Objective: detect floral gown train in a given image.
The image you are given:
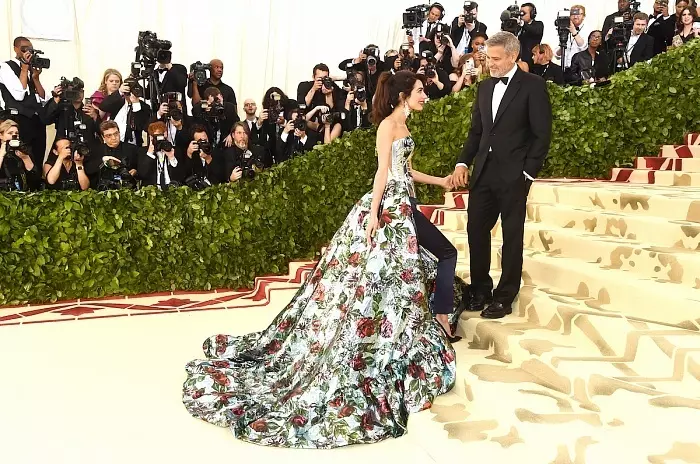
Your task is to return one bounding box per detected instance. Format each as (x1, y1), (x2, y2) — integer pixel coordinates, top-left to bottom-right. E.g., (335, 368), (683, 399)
(182, 136), (468, 448)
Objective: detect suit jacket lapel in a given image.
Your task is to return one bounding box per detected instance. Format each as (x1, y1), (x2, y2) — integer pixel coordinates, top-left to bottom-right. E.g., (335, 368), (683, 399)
(493, 68), (523, 128)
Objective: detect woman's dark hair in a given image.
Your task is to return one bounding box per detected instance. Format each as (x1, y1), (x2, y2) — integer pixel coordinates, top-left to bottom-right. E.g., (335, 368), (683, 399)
(51, 137), (71, 154)
(676, 6), (699, 33)
(588, 30), (603, 44)
(371, 71), (425, 126)
(262, 86), (289, 110)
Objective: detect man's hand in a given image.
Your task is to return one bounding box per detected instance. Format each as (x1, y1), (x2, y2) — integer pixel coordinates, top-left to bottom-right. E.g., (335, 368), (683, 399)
(230, 167), (243, 182)
(74, 151), (84, 165)
(165, 148), (176, 160)
(129, 169), (138, 177)
(52, 85), (62, 103)
(458, 15), (465, 27)
(20, 50), (32, 67)
(312, 78), (322, 92)
(453, 165), (469, 187)
(223, 134), (234, 147)
(157, 102), (169, 119)
(259, 109), (269, 125)
(119, 83), (131, 95)
(32, 67), (42, 80)
(186, 141), (199, 158)
(294, 129), (306, 139)
(83, 103), (98, 120)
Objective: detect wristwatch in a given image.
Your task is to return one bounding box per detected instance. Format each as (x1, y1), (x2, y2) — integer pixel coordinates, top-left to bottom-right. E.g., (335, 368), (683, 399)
(77, 166), (84, 171)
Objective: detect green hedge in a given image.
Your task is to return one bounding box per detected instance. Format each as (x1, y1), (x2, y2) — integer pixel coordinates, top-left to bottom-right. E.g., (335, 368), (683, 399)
(1, 42), (700, 305)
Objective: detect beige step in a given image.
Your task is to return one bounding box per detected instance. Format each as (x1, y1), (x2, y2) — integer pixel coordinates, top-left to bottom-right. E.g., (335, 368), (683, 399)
(611, 168), (700, 187)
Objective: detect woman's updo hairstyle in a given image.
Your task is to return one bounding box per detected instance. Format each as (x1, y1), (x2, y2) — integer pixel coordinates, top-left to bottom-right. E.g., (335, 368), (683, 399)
(371, 70), (425, 125)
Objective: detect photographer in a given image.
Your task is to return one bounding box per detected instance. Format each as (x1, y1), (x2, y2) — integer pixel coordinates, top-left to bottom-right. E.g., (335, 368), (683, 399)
(43, 138), (90, 191)
(188, 59), (237, 110)
(182, 124), (226, 188)
(517, 3), (545, 69)
(41, 78), (100, 152)
(603, 1), (635, 45)
(556, 5), (590, 71)
(351, 45), (388, 102)
(192, 87), (239, 147)
(342, 71), (371, 132)
(276, 107), (320, 163)
(392, 44), (420, 73)
(0, 119), (41, 191)
(297, 64), (345, 131)
(451, 1), (488, 54)
(153, 93), (191, 149)
(150, 58), (188, 115)
(432, 28), (460, 74)
(0, 37), (50, 168)
(224, 122), (265, 183)
(98, 79), (152, 146)
(417, 51), (450, 100)
(90, 69), (122, 122)
(138, 121), (183, 189)
(647, 0), (675, 56)
(257, 87), (296, 166)
(95, 121), (138, 190)
(419, 3), (448, 54)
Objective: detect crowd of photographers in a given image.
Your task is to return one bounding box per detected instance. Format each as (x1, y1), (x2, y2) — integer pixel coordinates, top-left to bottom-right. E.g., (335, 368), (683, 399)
(0, 0), (698, 194)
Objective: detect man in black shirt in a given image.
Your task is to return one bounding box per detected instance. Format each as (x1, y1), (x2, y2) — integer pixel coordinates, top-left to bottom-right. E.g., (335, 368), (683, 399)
(296, 63), (345, 133)
(189, 59), (237, 111)
(192, 87), (239, 147)
(517, 3), (544, 69)
(647, 0), (675, 56)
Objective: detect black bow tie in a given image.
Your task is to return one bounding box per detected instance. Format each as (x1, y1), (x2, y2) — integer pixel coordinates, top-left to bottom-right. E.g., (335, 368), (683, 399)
(494, 76), (509, 85)
(158, 68), (168, 75)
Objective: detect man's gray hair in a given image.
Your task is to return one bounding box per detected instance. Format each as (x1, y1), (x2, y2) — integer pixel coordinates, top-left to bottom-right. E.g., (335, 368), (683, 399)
(485, 31), (521, 56)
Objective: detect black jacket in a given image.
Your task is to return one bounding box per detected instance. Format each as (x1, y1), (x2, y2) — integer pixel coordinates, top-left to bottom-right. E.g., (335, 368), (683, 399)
(647, 14), (676, 56)
(568, 49), (611, 84)
(98, 92), (152, 146)
(628, 33), (655, 66)
(459, 69), (552, 186)
(223, 144), (266, 181)
(137, 148), (185, 187)
(191, 102), (240, 146)
(517, 21), (545, 68)
(449, 18), (488, 53)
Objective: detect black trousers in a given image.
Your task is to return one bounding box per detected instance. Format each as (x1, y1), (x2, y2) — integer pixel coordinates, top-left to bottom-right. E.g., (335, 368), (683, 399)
(410, 198), (458, 315)
(16, 114), (46, 168)
(467, 157), (531, 305)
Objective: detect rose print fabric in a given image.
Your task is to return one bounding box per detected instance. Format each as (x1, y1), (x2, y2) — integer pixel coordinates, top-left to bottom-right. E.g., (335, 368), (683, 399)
(182, 137), (463, 448)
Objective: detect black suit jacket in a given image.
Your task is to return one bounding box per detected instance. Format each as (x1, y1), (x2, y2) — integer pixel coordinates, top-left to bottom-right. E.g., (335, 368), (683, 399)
(150, 64), (189, 112)
(458, 69), (552, 187)
(98, 92), (152, 146)
(647, 15), (675, 56)
(629, 33), (655, 66)
(517, 21), (544, 67)
(137, 148), (185, 187)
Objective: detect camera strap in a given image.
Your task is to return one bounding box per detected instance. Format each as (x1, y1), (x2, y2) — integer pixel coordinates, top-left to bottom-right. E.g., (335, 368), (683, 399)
(157, 152), (167, 187)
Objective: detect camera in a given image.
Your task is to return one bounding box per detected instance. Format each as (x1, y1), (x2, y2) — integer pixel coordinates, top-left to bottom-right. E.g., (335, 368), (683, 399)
(164, 92), (183, 121)
(555, 9), (573, 45)
(195, 139), (212, 156)
(321, 112), (345, 126)
(20, 46), (50, 70)
(363, 46), (379, 66)
(57, 76), (84, 103)
(265, 92), (284, 126)
(153, 134), (173, 153)
(611, 16), (632, 46)
(399, 44), (414, 70)
(425, 64), (437, 79)
(98, 160), (137, 191)
(136, 31), (172, 66)
(240, 149), (262, 180)
(292, 111), (307, 132)
(190, 61), (212, 87)
(6, 134), (31, 159)
(463, 1), (478, 23)
(500, 4), (521, 34)
(321, 76), (334, 90)
(123, 76), (144, 98)
(403, 4), (429, 29)
(69, 122), (90, 159)
(201, 101), (225, 120)
(354, 86), (367, 103)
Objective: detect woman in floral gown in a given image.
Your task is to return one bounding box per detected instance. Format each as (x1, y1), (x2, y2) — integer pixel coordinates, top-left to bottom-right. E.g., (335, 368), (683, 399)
(182, 71), (465, 448)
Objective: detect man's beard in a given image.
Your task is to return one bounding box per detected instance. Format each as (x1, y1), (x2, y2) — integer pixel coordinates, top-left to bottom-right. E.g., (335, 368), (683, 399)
(235, 140), (248, 150)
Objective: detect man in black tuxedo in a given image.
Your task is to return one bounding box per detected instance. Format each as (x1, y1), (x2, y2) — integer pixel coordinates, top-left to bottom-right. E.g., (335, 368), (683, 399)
(627, 13), (656, 67)
(452, 31), (552, 319)
(646, 0), (675, 56)
(517, 3), (544, 69)
(450, 1), (488, 55)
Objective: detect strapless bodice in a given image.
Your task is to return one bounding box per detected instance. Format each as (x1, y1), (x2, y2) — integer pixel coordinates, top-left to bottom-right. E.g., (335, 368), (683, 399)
(387, 137), (415, 196)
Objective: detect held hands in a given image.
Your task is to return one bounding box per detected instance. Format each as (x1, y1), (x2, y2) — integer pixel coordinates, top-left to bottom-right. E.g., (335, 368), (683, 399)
(452, 165), (469, 188)
(440, 175), (454, 191)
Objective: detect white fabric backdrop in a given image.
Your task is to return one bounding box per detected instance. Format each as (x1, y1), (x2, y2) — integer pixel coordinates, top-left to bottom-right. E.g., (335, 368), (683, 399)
(1, 0), (656, 112)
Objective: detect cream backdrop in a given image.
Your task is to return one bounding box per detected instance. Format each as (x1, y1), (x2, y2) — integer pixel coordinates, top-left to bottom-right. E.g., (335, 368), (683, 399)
(1, 0), (656, 116)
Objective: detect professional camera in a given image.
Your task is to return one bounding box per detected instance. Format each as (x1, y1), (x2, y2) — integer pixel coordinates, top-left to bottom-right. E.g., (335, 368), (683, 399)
(200, 101), (225, 120)
(398, 44), (414, 70)
(265, 92), (285, 125)
(57, 76), (84, 103)
(363, 46), (380, 66)
(425, 64), (437, 79)
(6, 134), (31, 159)
(240, 149), (263, 180)
(123, 76), (144, 98)
(164, 92), (183, 121)
(321, 112), (345, 126)
(500, 4), (521, 34)
(0, 108), (19, 123)
(97, 159), (137, 191)
(403, 4), (429, 29)
(321, 76), (334, 90)
(184, 173), (212, 191)
(20, 46), (50, 70)
(463, 1), (478, 23)
(69, 122), (90, 159)
(354, 86), (367, 103)
(292, 111), (307, 132)
(136, 31), (172, 66)
(194, 139), (212, 156)
(190, 61), (211, 87)
(555, 9), (573, 45)
(153, 134), (173, 153)
(611, 16), (632, 45)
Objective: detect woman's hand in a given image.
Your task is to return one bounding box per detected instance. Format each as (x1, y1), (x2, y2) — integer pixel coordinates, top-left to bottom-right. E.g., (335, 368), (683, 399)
(365, 214), (379, 246)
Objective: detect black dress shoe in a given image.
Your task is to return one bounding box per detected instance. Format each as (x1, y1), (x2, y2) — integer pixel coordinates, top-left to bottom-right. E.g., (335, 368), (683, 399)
(480, 301), (512, 319)
(467, 293), (492, 312)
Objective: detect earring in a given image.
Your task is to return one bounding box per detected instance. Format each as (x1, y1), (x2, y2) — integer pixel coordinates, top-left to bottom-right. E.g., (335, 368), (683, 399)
(403, 101), (411, 118)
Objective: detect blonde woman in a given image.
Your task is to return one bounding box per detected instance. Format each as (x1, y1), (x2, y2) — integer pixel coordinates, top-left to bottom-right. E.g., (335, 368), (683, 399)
(91, 69), (123, 121)
(0, 119), (42, 191)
